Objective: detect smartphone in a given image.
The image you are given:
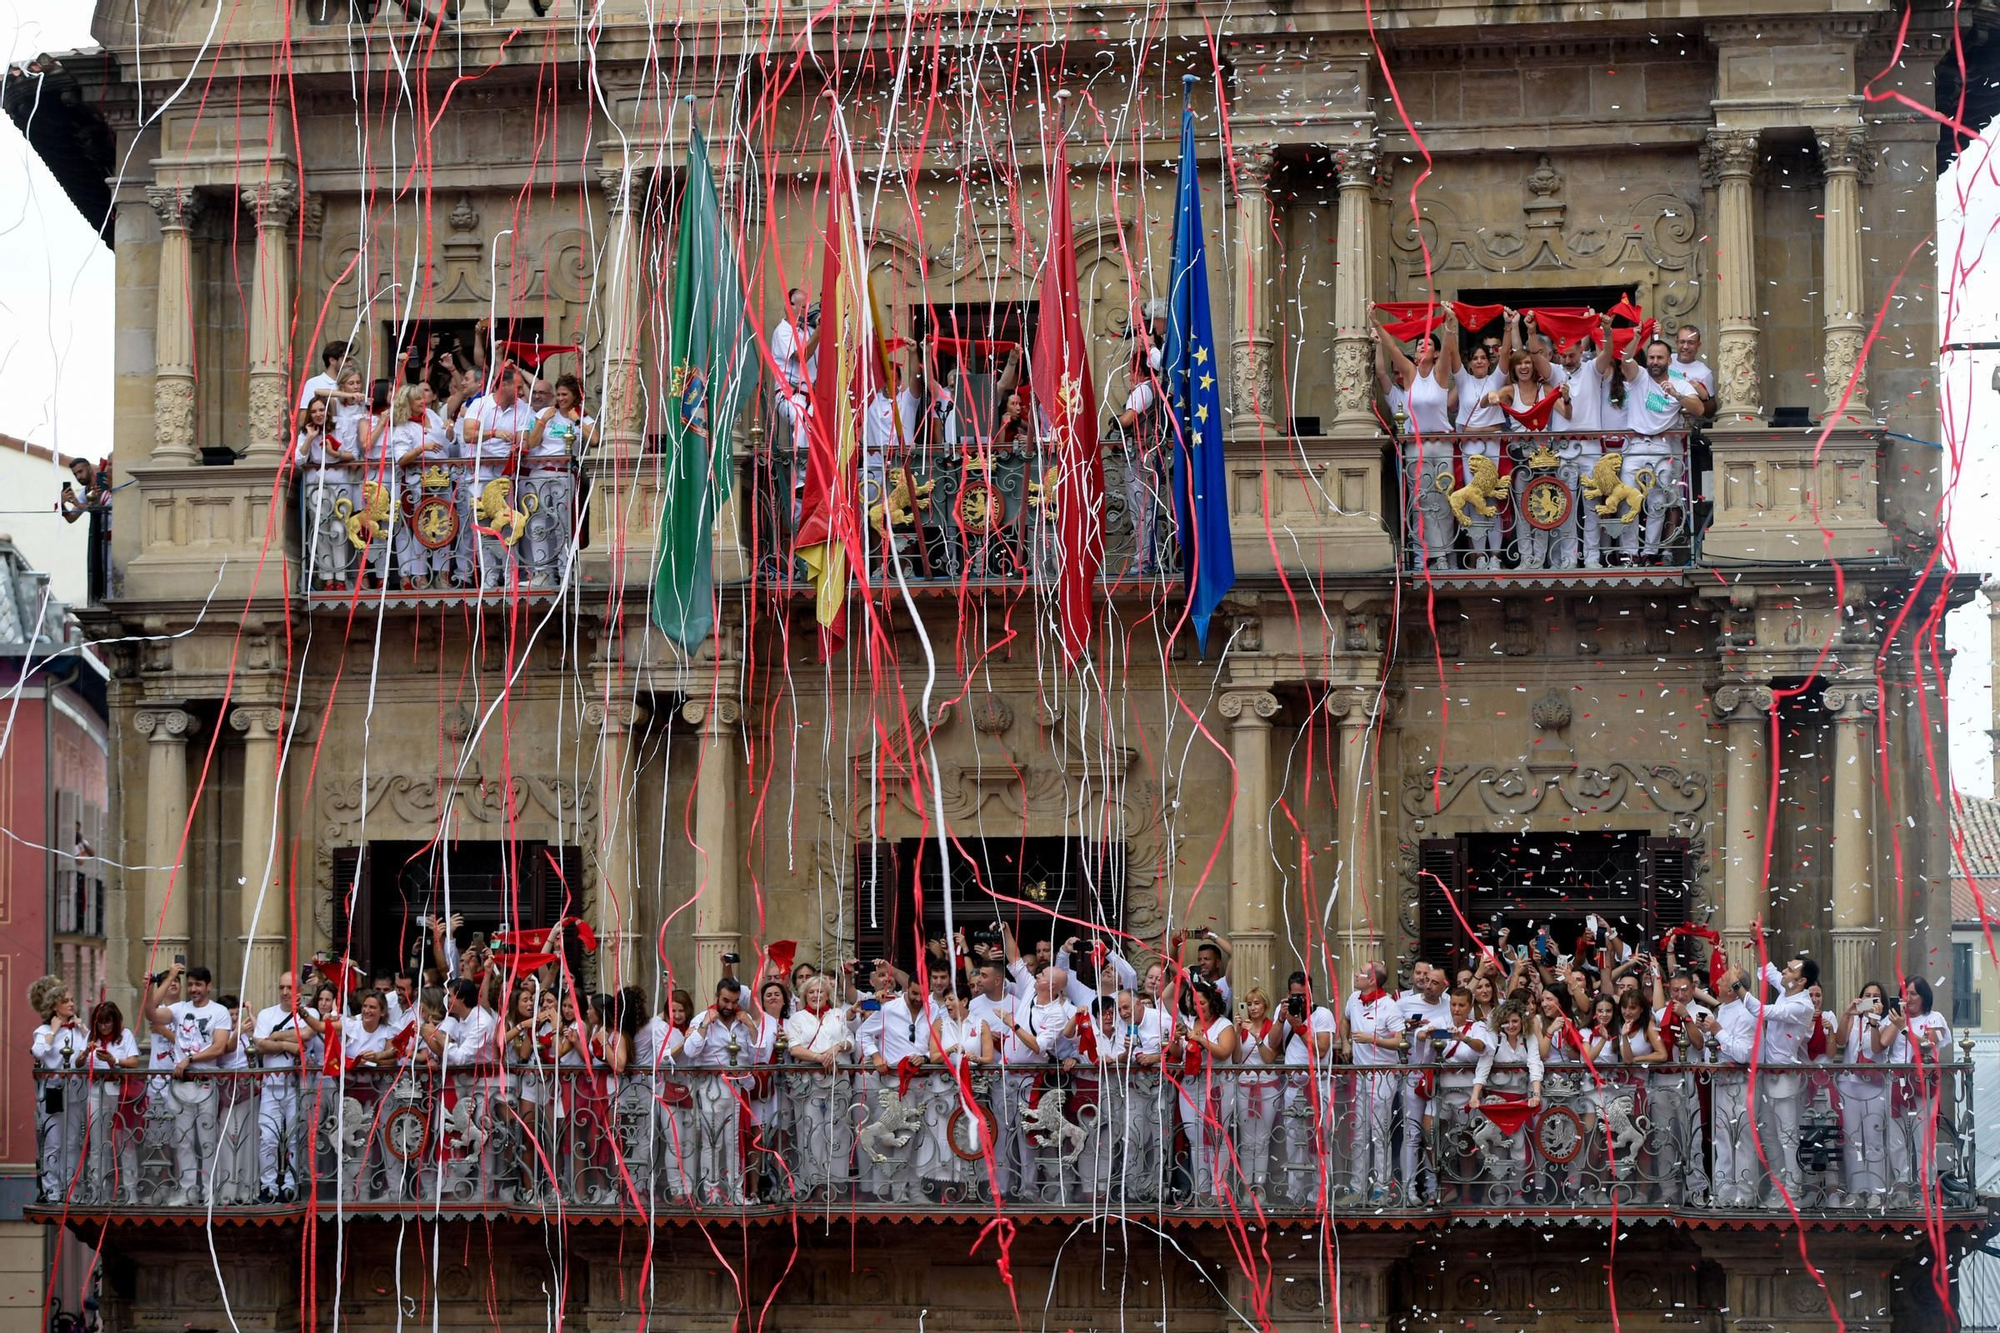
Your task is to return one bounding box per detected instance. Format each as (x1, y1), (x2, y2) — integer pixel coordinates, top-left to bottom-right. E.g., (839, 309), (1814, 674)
(1864, 996), (1882, 1016)
(174, 952), (186, 967)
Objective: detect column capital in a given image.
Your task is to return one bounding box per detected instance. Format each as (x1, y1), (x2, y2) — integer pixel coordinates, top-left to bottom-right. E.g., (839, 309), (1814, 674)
(584, 698), (649, 733)
(241, 179), (300, 227)
(596, 165), (651, 213)
(1712, 682), (1775, 719)
(1231, 142), (1279, 192)
(228, 705), (285, 739)
(681, 696), (743, 731)
(1822, 682), (1880, 718)
(1700, 128), (1761, 185)
(135, 706), (200, 742)
(145, 185), (203, 231)
(1334, 139), (1381, 188)
(1218, 689), (1279, 726)
(1814, 126), (1875, 183)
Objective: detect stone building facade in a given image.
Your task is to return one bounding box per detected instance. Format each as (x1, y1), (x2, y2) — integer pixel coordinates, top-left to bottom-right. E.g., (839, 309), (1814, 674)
(7, 0), (1991, 1330)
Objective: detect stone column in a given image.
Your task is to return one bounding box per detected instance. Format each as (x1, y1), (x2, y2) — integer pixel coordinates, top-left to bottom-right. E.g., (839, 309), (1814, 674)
(242, 180), (299, 461)
(597, 166), (647, 452)
(1815, 127), (1873, 423)
(1330, 688), (1385, 978)
(1703, 128), (1764, 424)
(1713, 683), (1775, 957)
(1987, 578), (2000, 791)
(685, 695), (744, 999)
(230, 706), (286, 1000)
(135, 707), (200, 965)
(1219, 689), (1279, 998)
(1825, 682), (1881, 995)
(145, 186), (203, 464)
(586, 698), (648, 988)
(1228, 143), (1279, 438)
(1331, 139), (1380, 432)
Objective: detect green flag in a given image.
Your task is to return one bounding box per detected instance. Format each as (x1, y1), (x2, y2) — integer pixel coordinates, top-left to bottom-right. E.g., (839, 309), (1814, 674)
(651, 115), (757, 650)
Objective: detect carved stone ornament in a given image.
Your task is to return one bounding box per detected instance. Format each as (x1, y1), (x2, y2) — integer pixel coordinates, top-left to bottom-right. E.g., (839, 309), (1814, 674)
(584, 699), (648, 733)
(1233, 143), (1279, 192)
(242, 179), (300, 227)
(152, 376), (196, 457)
(1335, 140), (1380, 190)
(1218, 690), (1279, 724)
(1814, 126), (1874, 183)
(229, 706), (285, 738)
(247, 375), (289, 450)
(1822, 327), (1869, 417)
(1231, 340), (1276, 426)
(1716, 328), (1762, 416)
(1399, 760), (1708, 818)
(135, 707), (199, 741)
(1333, 337), (1373, 416)
(1530, 689), (1572, 732)
(679, 697), (744, 730)
(1525, 153), (1562, 200)
(971, 694), (1014, 735)
(449, 193), (481, 234)
(1712, 682), (1775, 718)
(1699, 129), (1760, 186)
(144, 185), (203, 231)
(1822, 684), (1881, 718)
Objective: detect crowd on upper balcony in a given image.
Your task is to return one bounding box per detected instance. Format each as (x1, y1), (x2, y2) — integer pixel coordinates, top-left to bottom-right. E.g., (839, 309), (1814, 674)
(1375, 306), (1713, 572)
(26, 909), (1962, 1216)
(292, 329), (591, 595)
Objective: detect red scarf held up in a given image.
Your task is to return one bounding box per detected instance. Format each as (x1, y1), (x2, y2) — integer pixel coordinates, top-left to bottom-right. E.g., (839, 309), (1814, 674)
(1451, 302), (1505, 331)
(894, 1056), (924, 1098)
(1373, 301), (1448, 343)
(1808, 1012), (1829, 1061)
(1527, 307), (1602, 352)
(1500, 387), (1566, 431)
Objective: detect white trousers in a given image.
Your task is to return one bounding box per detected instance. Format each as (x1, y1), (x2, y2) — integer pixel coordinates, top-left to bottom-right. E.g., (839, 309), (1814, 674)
(1348, 1068), (1399, 1193)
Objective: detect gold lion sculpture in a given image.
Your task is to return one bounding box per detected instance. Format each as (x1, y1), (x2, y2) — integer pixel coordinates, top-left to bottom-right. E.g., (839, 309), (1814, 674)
(475, 478), (537, 547)
(1581, 453), (1648, 524)
(1447, 455), (1510, 527)
(336, 481), (392, 551)
(868, 465), (934, 537)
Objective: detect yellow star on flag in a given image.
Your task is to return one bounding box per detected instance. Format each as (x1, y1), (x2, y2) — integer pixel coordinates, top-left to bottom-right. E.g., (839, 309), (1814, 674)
(1193, 345), (1209, 366)
(1199, 372), (1214, 392)
(1194, 403), (1210, 424)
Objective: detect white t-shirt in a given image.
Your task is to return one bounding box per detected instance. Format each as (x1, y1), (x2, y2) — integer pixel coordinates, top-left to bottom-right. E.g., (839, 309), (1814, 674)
(1003, 997), (1074, 1066)
(1673, 355), (1714, 400)
(1891, 1010), (1952, 1065)
(299, 372), (341, 410)
(465, 397), (538, 478)
(90, 1027), (140, 1074)
(440, 1006), (496, 1071)
(771, 317), (807, 391)
(968, 991), (1015, 1060)
(1283, 1004), (1338, 1067)
(32, 1020), (88, 1071)
(1454, 368), (1506, 431)
(1399, 992), (1454, 1065)
(531, 407), (591, 460)
(1623, 369), (1694, 439)
(1345, 991), (1404, 1068)
(253, 1004), (317, 1073)
(1560, 358), (1606, 434)
(171, 1000), (234, 1072)
(342, 1017), (394, 1066)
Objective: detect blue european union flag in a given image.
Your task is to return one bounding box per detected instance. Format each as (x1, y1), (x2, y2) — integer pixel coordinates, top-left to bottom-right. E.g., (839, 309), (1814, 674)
(1166, 77), (1236, 655)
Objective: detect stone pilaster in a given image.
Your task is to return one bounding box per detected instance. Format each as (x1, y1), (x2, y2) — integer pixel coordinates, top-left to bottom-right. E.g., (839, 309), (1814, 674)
(585, 697), (648, 987)
(1329, 686), (1387, 979)
(1332, 139), (1380, 433)
(1703, 128), (1764, 424)
(1228, 142), (1279, 438)
(135, 706), (200, 966)
(685, 694), (744, 999)
(1714, 682), (1774, 958)
(229, 705), (287, 1000)
(1815, 127), (1873, 423)
(145, 186), (203, 464)
(598, 166), (647, 452)
(1825, 681), (1881, 995)
(242, 180), (299, 461)
(1219, 689), (1279, 999)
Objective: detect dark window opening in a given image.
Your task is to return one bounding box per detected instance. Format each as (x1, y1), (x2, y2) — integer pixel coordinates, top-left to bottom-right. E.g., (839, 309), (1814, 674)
(853, 835), (1123, 978)
(1953, 941), (1978, 1029)
(382, 317), (547, 390)
(910, 301), (1032, 437)
(331, 839), (585, 982)
(1417, 832), (1693, 972)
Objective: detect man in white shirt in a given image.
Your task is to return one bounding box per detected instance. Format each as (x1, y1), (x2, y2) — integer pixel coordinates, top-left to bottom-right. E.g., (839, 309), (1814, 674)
(1267, 971), (1338, 1207)
(893, 345), (959, 459)
(1110, 339), (1167, 576)
(1613, 339), (1705, 562)
(998, 969), (1078, 1202)
(297, 341), (349, 409)
(1651, 965), (1712, 1204)
(1397, 963), (1453, 1201)
(145, 964), (234, 1206)
(1342, 962), (1406, 1203)
(1095, 987), (1165, 1203)
(458, 366), (538, 589)
(682, 979), (767, 1206)
(250, 970), (316, 1203)
(1535, 316), (1612, 569)
(421, 978), (498, 1194)
(1739, 955), (1820, 1204)
(859, 979), (931, 1203)
(1699, 967), (1761, 1207)
(1672, 325), (1715, 414)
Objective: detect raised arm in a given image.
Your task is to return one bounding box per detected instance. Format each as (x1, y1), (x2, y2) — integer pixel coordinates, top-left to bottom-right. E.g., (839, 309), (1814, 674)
(1524, 312), (1555, 383)
(1376, 321), (1417, 389)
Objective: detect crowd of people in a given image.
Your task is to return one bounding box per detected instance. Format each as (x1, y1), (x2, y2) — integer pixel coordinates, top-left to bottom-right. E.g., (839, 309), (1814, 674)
(293, 337), (589, 594)
(27, 918), (1959, 1215)
(1374, 308), (1712, 571)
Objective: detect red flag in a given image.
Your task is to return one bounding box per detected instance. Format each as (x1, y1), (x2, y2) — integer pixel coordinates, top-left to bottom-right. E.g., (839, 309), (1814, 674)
(497, 341), (580, 370)
(1374, 301), (1447, 342)
(1612, 319), (1659, 358)
(763, 940), (798, 981)
(1608, 295), (1644, 323)
(1032, 139), (1101, 664)
(1383, 314), (1447, 342)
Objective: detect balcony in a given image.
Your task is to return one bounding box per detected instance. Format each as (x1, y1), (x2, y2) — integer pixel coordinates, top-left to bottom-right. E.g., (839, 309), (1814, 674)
(296, 459), (578, 606)
(28, 1060), (1982, 1229)
(1395, 430), (1696, 587)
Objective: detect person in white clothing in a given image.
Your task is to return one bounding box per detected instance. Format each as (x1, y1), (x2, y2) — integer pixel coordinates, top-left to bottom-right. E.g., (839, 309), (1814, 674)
(29, 977), (88, 1202)
(1432, 988), (1491, 1203)
(1109, 338), (1168, 577)
(296, 342), (349, 409)
(1470, 1001), (1544, 1200)
(420, 978), (497, 1200)
(1449, 316), (1515, 569)
(145, 964), (234, 1206)
(998, 969), (1082, 1202)
(1745, 955), (1822, 1204)
(1697, 969), (1760, 1207)
(1672, 325), (1715, 414)
(382, 384), (451, 589)
(1375, 321), (1459, 568)
(80, 1001), (142, 1204)
(1880, 975), (1952, 1205)
(1397, 964), (1454, 1201)
(1231, 987), (1283, 1201)
(250, 970), (316, 1203)
(769, 286), (816, 492)
(1265, 971), (1338, 1208)
(681, 979), (771, 1206)
(1832, 980), (1891, 1207)
(459, 367), (539, 589)
(924, 985), (991, 1198)
(520, 373), (591, 588)
(1611, 339), (1703, 561)
(1531, 313), (1614, 568)
(296, 394), (360, 591)
(637, 989), (695, 1203)
(1168, 979), (1238, 1202)
(858, 977), (933, 1203)
(1342, 963), (1407, 1203)
(782, 974), (852, 1199)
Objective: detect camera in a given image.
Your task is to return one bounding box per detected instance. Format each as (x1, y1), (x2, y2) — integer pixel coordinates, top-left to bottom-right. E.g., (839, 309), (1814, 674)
(1286, 994), (1306, 1019)
(720, 952), (741, 966)
(804, 302), (822, 331)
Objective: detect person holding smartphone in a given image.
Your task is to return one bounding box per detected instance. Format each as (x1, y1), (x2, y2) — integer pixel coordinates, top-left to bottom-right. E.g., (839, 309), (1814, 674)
(1833, 981), (1890, 1207)
(1879, 975), (1952, 1205)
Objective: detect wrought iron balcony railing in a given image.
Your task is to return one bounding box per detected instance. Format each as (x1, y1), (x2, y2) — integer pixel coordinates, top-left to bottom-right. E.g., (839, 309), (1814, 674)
(28, 1058), (1976, 1222)
(1395, 430), (1696, 575)
(295, 458), (578, 602)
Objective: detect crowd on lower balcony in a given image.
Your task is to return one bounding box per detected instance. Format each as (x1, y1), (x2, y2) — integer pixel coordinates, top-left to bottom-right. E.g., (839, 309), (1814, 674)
(294, 337), (585, 596)
(26, 916), (1970, 1219)
(1378, 307), (1711, 573)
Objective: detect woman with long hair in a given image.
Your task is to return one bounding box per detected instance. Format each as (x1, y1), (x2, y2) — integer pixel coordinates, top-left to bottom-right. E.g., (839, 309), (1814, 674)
(1171, 979), (1239, 1202)
(1835, 980), (1890, 1207)
(387, 381), (449, 589)
(1469, 999), (1543, 1201)
(1535, 987), (1586, 1204)
(296, 393), (358, 590)
(744, 979), (791, 1202)
(1879, 975), (1952, 1205)
(1233, 987), (1282, 1202)
(83, 1000), (142, 1203)
(29, 977), (87, 1201)
(1376, 318), (1459, 569)
(1488, 335), (1565, 568)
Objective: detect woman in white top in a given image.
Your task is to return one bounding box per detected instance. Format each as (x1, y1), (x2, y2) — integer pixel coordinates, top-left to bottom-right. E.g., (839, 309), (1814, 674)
(923, 985), (991, 1196)
(82, 1000), (142, 1204)
(1469, 1000), (1543, 1198)
(647, 989), (695, 1202)
(1535, 989), (1588, 1203)
(296, 393), (359, 590)
(1879, 976), (1952, 1203)
(338, 992), (399, 1201)
(345, 379), (397, 588)
(1172, 981), (1240, 1201)
(30, 976), (88, 1201)
(520, 373), (593, 589)
(328, 369), (368, 456)
(1375, 320), (1459, 569)
(1489, 341), (1565, 569)
(1834, 980), (1890, 1206)
(785, 974), (852, 1200)
(384, 383), (450, 589)
(1232, 987), (1283, 1200)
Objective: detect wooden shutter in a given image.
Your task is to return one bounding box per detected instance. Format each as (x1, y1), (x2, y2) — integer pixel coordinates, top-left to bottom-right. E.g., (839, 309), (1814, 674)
(853, 842), (896, 972)
(1644, 836), (1693, 959)
(535, 843), (590, 984)
(330, 845), (371, 964)
(1417, 836), (1468, 968)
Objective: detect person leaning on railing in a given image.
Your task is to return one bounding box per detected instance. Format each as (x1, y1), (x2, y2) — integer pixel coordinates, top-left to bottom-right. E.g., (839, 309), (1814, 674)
(144, 963), (233, 1207)
(296, 393), (360, 592)
(1374, 317), (1458, 570)
(29, 975), (87, 1202)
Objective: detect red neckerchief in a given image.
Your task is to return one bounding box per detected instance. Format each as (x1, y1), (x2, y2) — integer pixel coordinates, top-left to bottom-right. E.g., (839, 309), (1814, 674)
(1358, 988), (1387, 1007)
(1807, 1011), (1828, 1060)
(1446, 1021), (1475, 1060)
(1659, 1011), (1679, 1057)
